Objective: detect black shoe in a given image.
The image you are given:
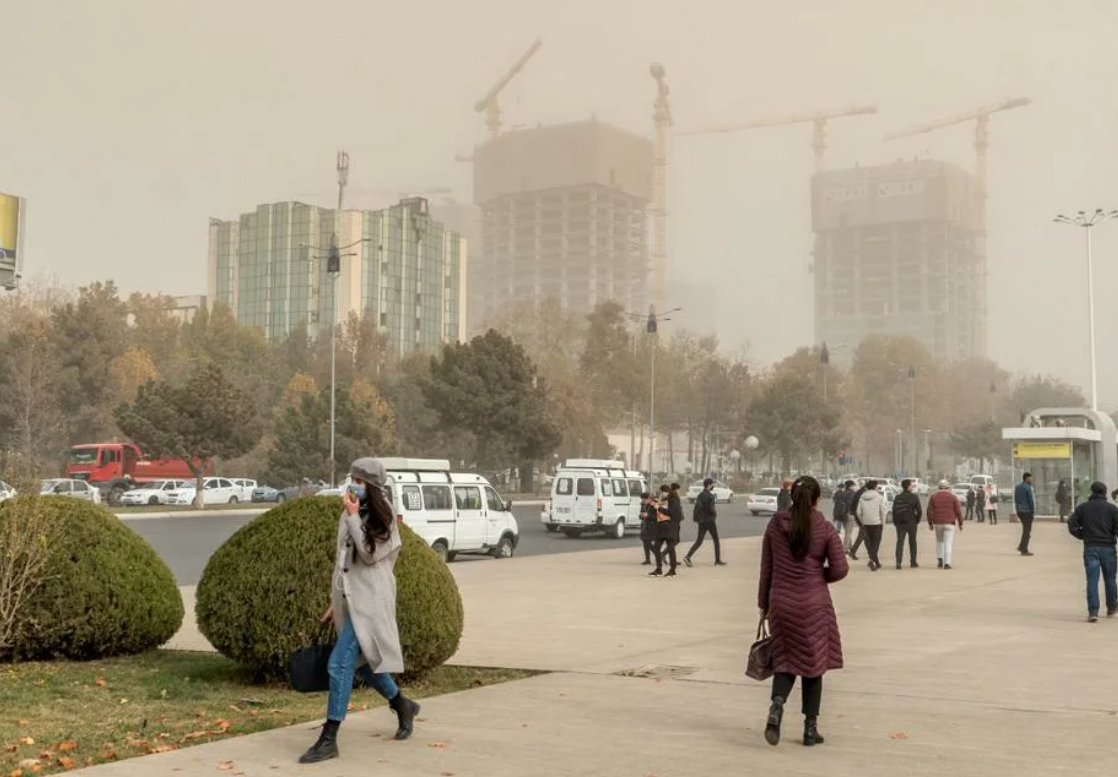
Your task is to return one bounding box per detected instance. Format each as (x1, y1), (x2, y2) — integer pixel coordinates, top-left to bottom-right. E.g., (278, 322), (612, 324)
(389, 693), (420, 741)
(715, 561), (727, 567)
(665, 569), (677, 578)
(641, 560), (652, 565)
(683, 556), (693, 568)
(944, 564), (953, 570)
(1107, 608), (1117, 618)
(803, 717), (825, 746)
(847, 551), (859, 560)
(1089, 613), (1099, 623)
(937, 559), (944, 569)
(298, 719), (340, 764)
(910, 562), (919, 568)
(764, 697), (784, 746)
(896, 563), (903, 570)
(1021, 551), (1034, 557)
(648, 569), (663, 577)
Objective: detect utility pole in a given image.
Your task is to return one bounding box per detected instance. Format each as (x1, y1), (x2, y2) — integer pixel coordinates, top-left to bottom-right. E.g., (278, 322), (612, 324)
(908, 366), (916, 477)
(330, 151), (350, 486)
(633, 304), (681, 482)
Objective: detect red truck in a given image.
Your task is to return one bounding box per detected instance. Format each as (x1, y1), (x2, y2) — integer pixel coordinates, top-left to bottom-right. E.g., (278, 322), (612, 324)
(65, 443), (209, 506)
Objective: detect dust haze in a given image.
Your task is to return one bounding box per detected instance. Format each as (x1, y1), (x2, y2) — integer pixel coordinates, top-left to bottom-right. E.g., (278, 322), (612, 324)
(3, 0), (1117, 403)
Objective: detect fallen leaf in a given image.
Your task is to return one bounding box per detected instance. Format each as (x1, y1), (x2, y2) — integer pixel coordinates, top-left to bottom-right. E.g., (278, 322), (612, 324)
(119, 699), (129, 705)
(36, 751), (52, 761)
(10, 769), (23, 777)
(150, 745), (175, 754)
(57, 742), (77, 752)
(3, 745), (16, 754)
(428, 742), (447, 749)
(890, 732), (909, 740)
(229, 705), (242, 713)
(99, 751), (118, 760)
(217, 761), (234, 771)
(16, 721), (27, 727)
(16, 761), (39, 770)
(441, 773), (455, 776)
(57, 757), (75, 770)
(19, 738), (34, 747)
(94, 679), (106, 688)
(213, 720), (230, 732)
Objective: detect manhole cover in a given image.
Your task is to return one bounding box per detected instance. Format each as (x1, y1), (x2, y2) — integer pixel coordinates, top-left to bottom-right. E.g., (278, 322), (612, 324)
(615, 665), (698, 680)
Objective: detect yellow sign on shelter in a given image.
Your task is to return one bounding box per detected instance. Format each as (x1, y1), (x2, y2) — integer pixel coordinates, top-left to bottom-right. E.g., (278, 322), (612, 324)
(1013, 442), (1071, 459)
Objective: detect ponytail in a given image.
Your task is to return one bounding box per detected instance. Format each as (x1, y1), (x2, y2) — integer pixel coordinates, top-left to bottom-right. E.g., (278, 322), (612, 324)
(359, 485), (394, 551)
(788, 475), (820, 562)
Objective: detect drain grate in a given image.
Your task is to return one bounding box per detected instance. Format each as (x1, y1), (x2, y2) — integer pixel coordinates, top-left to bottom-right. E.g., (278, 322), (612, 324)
(615, 664), (698, 680)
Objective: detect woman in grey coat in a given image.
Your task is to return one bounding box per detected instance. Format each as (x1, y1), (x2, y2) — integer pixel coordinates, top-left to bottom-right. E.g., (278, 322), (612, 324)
(299, 458), (421, 764)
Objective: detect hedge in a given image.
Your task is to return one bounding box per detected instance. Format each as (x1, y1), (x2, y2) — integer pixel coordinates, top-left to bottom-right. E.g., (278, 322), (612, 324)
(195, 497), (464, 680)
(0, 496), (184, 661)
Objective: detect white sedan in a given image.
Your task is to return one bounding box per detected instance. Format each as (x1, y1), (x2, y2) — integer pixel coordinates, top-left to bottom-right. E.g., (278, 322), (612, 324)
(747, 487), (781, 516)
(165, 477), (240, 506)
(120, 479), (191, 506)
(40, 478), (102, 504)
(685, 480), (735, 504)
(0, 481), (15, 502)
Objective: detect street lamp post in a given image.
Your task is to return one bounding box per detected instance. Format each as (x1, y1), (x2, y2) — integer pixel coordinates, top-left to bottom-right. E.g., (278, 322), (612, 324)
(908, 366), (916, 476)
(1055, 209), (1118, 411)
(633, 304), (681, 482)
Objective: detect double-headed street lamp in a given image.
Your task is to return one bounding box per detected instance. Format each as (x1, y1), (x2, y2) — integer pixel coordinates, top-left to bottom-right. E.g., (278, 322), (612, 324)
(1054, 209), (1117, 411)
(629, 304), (681, 481)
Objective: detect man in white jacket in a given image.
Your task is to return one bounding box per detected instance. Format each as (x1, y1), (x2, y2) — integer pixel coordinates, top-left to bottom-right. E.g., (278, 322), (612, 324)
(856, 480), (888, 571)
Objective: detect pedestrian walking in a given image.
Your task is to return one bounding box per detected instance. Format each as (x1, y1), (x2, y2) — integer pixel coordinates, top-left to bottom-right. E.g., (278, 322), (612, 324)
(1056, 479), (1071, 523)
(975, 486), (986, 524)
(758, 476), (849, 748)
(965, 487), (976, 521)
(685, 478), (725, 566)
(299, 458), (420, 764)
(832, 480), (856, 553)
(777, 479), (793, 513)
(892, 478), (922, 569)
(1068, 481), (1118, 622)
(649, 484), (680, 577)
(639, 492), (657, 565)
(927, 479), (963, 569)
(986, 489), (999, 524)
(855, 480), (887, 571)
(1015, 473), (1036, 556)
(847, 482), (867, 560)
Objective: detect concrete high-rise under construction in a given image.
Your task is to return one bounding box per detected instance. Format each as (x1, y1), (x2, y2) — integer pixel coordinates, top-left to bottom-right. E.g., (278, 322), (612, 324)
(811, 159), (986, 363)
(470, 119), (653, 328)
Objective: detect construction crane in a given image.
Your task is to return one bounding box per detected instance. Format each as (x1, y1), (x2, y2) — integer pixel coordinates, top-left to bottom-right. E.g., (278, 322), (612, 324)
(474, 37), (542, 140)
(883, 97), (1031, 195)
(677, 104), (878, 173)
(650, 62), (672, 315)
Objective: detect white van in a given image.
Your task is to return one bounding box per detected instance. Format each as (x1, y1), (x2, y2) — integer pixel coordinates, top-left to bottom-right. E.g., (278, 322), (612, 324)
(375, 459), (519, 563)
(540, 459), (648, 539)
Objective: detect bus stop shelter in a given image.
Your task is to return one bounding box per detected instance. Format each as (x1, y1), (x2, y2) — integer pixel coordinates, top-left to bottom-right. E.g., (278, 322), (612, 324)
(1001, 407), (1117, 517)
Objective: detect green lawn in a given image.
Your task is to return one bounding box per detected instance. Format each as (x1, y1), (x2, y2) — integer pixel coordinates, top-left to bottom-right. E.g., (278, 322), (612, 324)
(0, 651), (533, 775)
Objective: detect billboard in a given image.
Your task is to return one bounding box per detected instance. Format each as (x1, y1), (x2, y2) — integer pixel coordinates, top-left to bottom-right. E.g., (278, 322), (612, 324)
(0, 191), (25, 289)
(1013, 442), (1072, 460)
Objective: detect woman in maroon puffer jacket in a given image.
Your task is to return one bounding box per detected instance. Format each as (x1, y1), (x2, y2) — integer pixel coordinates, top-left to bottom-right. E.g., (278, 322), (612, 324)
(758, 475), (849, 747)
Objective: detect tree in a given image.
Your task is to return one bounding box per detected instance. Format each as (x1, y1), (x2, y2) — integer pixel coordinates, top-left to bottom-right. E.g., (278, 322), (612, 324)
(949, 418), (1004, 472)
(423, 330), (561, 489)
(747, 372), (837, 475)
(115, 363), (263, 507)
(1008, 375), (1087, 423)
(0, 310), (68, 478)
(110, 347), (159, 406)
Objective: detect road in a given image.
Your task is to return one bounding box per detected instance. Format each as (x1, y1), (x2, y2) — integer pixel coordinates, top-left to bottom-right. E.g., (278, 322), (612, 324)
(124, 500), (830, 586)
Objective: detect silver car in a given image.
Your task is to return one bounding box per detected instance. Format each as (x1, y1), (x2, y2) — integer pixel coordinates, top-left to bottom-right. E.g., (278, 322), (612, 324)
(40, 478), (102, 504)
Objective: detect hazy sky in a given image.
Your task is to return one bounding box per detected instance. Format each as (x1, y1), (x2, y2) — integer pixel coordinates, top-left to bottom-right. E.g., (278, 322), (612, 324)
(5, 0), (1118, 404)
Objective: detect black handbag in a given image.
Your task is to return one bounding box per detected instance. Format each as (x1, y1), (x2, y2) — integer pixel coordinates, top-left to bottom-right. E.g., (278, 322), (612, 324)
(745, 619), (774, 681)
(289, 644), (334, 693)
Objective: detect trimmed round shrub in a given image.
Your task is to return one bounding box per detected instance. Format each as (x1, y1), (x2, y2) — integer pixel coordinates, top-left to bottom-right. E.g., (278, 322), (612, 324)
(195, 497), (464, 680)
(0, 496), (184, 661)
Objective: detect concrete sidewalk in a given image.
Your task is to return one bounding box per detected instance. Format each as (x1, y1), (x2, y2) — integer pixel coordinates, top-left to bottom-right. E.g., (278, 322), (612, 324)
(86, 520), (1118, 776)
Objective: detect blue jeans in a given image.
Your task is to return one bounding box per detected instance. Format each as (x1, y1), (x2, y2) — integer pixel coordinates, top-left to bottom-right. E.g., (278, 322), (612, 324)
(327, 617), (399, 721)
(1083, 545), (1118, 616)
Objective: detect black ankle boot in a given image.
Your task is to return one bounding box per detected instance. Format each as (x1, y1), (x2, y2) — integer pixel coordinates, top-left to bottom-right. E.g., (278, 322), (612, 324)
(764, 697), (784, 746)
(298, 719), (340, 763)
(803, 716), (825, 746)
(389, 692), (421, 740)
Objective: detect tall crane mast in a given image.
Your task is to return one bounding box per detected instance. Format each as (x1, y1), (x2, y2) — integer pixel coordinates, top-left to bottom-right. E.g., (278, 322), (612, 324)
(677, 104), (878, 173)
(650, 63), (672, 315)
(474, 38), (542, 140)
(883, 97), (1031, 196)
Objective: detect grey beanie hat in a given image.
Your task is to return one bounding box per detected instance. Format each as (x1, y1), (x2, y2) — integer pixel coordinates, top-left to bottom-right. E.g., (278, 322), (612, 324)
(350, 458), (387, 488)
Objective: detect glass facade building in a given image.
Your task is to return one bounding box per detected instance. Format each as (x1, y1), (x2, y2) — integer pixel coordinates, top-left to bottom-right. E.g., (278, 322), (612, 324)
(207, 198), (466, 354)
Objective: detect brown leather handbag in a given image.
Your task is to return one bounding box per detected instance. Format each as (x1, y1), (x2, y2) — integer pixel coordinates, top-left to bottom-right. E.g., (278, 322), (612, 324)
(745, 618), (773, 681)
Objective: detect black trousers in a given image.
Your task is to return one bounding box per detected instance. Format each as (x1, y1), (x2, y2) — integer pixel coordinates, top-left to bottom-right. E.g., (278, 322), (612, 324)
(654, 538), (678, 572)
(850, 520), (865, 555)
(1018, 512), (1034, 552)
(965, 504), (974, 520)
(642, 538), (655, 563)
(864, 524), (883, 566)
(894, 521), (918, 566)
(686, 521), (722, 563)
(772, 673), (823, 717)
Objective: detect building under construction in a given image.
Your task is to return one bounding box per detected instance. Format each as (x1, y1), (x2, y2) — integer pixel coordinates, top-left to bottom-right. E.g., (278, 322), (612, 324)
(470, 119), (653, 327)
(811, 159), (986, 363)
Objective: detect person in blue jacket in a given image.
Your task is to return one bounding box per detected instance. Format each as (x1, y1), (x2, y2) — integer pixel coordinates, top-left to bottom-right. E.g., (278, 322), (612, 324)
(1015, 472), (1036, 556)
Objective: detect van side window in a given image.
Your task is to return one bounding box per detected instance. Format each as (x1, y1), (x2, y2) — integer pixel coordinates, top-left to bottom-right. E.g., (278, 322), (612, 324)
(628, 479), (643, 497)
(557, 478), (573, 495)
(576, 478), (595, 496)
(401, 485), (421, 511)
(485, 487), (504, 512)
(600, 479), (612, 496)
(612, 479), (628, 497)
(422, 485), (452, 510)
(454, 486), (482, 510)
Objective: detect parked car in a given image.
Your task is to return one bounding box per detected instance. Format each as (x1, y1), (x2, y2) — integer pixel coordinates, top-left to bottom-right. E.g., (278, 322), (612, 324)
(251, 479), (327, 504)
(0, 481), (15, 502)
(747, 487), (781, 516)
(910, 478), (931, 496)
(120, 479), (191, 506)
(40, 478), (102, 504)
(165, 477), (240, 506)
(230, 478), (258, 502)
(540, 459), (649, 539)
(951, 483), (974, 505)
(685, 479), (735, 504)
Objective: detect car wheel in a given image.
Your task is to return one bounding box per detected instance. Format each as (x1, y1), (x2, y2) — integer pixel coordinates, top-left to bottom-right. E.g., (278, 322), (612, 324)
(108, 486), (126, 507)
(751, 510), (761, 516)
(728, 493), (734, 503)
(610, 519), (625, 540)
(148, 496), (159, 505)
(562, 528), (583, 539)
(229, 496), (239, 504)
(446, 551), (458, 563)
(545, 524), (557, 533)
(492, 535), (515, 559)
(432, 540), (450, 563)
(277, 494), (286, 503)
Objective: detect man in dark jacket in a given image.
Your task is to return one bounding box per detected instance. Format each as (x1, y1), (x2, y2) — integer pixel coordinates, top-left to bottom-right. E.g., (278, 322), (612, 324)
(1015, 472), (1037, 556)
(965, 487), (976, 521)
(685, 478), (725, 567)
(639, 492), (657, 566)
(892, 478), (923, 569)
(847, 483), (867, 560)
(651, 484), (683, 577)
(777, 479), (793, 513)
(1068, 481), (1118, 622)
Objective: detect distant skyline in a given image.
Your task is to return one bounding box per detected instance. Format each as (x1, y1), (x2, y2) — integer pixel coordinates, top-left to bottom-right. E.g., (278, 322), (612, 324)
(4, 0), (1118, 403)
